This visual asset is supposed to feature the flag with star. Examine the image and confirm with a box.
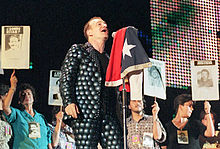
[105,26,151,91]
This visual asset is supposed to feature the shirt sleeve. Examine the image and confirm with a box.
[155,118,167,143]
[3,107,17,123]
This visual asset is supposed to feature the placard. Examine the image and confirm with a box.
[1,26,30,69]
[144,58,166,100]
[48,70,63,106]
[191,60,219,101]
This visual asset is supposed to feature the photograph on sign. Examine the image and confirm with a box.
[1,26,30,69]
[48,70,63,106]
[144,58,166,100]
[191,60,219,101]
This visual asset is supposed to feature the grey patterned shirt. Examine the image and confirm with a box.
[127,114,166,149]
[0,119,12,149]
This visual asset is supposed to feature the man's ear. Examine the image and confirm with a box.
[178,105,183,112]
[87,29,93,37]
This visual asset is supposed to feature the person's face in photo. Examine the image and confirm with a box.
[30,124,37,130]
[151,68,159,79]
[8,36,20,50]
[201,70,209,81]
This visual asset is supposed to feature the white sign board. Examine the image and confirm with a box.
[1,26,30,69]
[48,70,63,106]
[144,58,166,100]
[191,60,219,101]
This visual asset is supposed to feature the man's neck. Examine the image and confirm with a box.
[132,111,144,122]
[172,112,188,129]
[88,39,106,53]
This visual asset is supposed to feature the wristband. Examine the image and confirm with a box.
[154,118,159,122]
[10,88,16,91]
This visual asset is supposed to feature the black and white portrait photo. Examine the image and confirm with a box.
[1,26,30,69]
[148,65,163,88]
[28,122,40,139]
[197,69,213,88]
[144,58,166,100]
[191,60,219,101]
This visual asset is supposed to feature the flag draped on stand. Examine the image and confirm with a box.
[105,26,151,100]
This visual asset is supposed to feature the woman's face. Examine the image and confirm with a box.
[179,100,194,118]
[20,89,34,106]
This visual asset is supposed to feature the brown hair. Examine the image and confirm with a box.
[173,94,192,113]
[83,17,101,40]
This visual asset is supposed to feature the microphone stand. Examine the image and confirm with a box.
[122,78,127,149]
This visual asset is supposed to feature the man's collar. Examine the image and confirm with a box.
[127,114,148,122]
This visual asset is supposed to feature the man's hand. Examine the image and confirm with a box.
[152,101,160,120]
[65,103,80,118]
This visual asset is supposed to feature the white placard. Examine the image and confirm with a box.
[191,60,219,101]
[1,26,30,69]
[144,58,166,100]
[48,70,63,106]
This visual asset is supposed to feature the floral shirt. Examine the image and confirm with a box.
[127,115,166,149]
[0,119,12,149]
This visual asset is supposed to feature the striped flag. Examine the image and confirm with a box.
[105,26,151,93]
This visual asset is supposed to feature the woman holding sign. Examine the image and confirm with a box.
[2,71,52,149]
[163,94,215,149]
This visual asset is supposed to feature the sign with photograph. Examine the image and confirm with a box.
[48,70,63,106]
[144,58,166,100]
[1,26,30,69]
[191,60,219,101]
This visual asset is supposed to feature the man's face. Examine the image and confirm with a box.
[87,18,109,41]
[129,100,144,113]
[179,100,194,118]
[20,89,34,105]
[201,71,208,81]
[8,36,20,50]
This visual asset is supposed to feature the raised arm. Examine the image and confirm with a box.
[52,110,64,147]
[3,70,17,115]
[203,101,215,137]
[152,101,166,142]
